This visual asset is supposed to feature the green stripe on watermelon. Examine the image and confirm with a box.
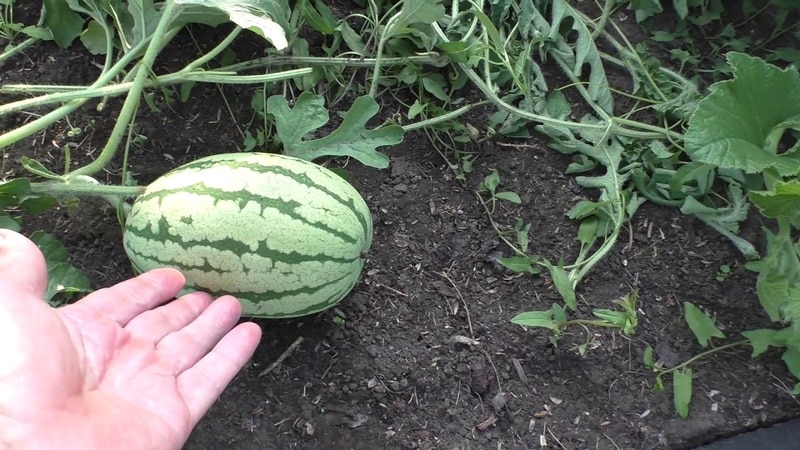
[123,152,372,319]
[138,154,372,248]
[134,187,361,246]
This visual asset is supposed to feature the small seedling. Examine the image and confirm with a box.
[511,290,640,350]
[644,302,729,418]
[715,264,731,282]
[477,170,521,213]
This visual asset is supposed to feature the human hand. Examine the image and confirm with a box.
[0,229,262,450]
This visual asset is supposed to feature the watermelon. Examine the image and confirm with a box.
[122,152,372,318]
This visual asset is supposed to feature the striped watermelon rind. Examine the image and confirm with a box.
[122,152,372,318]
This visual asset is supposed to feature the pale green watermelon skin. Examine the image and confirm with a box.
[123,152,372,319]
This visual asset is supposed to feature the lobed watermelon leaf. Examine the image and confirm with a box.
[267,92,403,169]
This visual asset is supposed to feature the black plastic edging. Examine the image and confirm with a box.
[697,417,800,450]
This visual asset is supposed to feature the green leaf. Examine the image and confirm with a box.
[653,374,664,391]
[302,0,336,35]
[481,170,500,194]
[436,41,470,64]
[43,0,85,48]
[672,0,688,19]
[495,191,521,204]
[18,25,53,41]
[515,220,531,252]
[567,199,613,220]
[629,0,662,21]
[511,305,563,330]
[566,154,596,174]
[673,367,693,418]
[497,256,540,274]
[422,75,449,102]
[537,0,614,114]
[408,100,425,119]
[592,309,626,327]
[669,162,715,198]
[754,272,794,323]
[545,90,571,120]
[749,180,800,221]
[685,53,800,176]
[0,178,32,197]
[128,0,160,47]
[0,215,20,232]
[29,231,91,304]
[746,226,800,323]
[393,0,444,31]
[742,327,796,357]
[680,186,758,259]
[546,261,576,310]
[782,347,800,391]
[19,196,56,214]
[80,20,107,55]
[267,92,402,168]
[643,345,655,368]
[683,302,725,347]
[335,22,365,54]
[576,216,599,246]
[21,157,62,180]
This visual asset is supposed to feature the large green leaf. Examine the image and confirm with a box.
[43,0,86,47]
[267,92,403,168]
[685,52,800,176]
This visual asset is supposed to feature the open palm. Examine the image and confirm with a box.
[0,230,262,450]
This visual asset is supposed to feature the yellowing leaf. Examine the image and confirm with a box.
[227,7,287,49]
[175,0,289,50]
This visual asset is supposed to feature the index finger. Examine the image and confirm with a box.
[64,268,187,326]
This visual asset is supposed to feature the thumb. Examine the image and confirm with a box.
[0,229,47,298]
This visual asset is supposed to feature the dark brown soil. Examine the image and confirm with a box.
[2,8,799,450]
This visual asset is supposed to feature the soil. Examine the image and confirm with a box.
[2,4,800,450]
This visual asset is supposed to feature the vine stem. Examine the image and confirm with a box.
[657,340,749,377]
[401,103,484,132]
[219,54,445,72]
[474,191,527,257]
[29,180,143,197]
[429,22,682,141]
[0,31,164,149]
[66,0,181,179]
[368,11,401,98]
[0,69,312,116]
[562,319,620,329]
